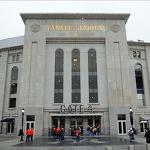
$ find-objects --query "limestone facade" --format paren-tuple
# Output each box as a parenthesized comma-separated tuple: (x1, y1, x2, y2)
(0, 13, 150, 136)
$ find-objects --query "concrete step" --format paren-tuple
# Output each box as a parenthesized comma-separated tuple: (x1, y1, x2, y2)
(134, 145, 146, 150)
(112, 145, 128, 150)
(105, 145, 147, 150)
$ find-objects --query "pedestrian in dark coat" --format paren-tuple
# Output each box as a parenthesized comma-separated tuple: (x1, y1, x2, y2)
(128, 128, 134, 142)
(145, 128, 150, 143)
(18, 129, 24, 141)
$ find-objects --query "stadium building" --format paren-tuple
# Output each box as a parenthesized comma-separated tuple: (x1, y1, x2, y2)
(0, 13, 150, 136)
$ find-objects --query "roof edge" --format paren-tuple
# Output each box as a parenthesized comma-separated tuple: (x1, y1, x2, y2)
(20, 13, 130, 24)
(127, 41, 150, 46)
(0, 36, 24, 50)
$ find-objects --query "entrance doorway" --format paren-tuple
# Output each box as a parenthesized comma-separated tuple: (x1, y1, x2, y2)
(25, 115, 35, 133)
(117, 114, 127, 135)
(118, 121, 127, 135)
(69, 116, 83, 135)
(140, 121, 148, 133)
(52, 116, 65, 128)
(88, 116, 101, 127)
(88, 116, 101, 135)
(26, 121, 35, 130)
(7, 122, 14, 133)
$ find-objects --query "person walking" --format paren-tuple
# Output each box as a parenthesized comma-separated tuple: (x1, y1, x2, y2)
(75, 127, 81, 143)
(51, 127, 56, 139)
(92, 126, 97, 136)
(30, 128, 34, 141)
(128, 128, 135, 142)
(61, 127, 64, 140)
(145, 128, 150, 143)
(25, 128, 30, 142)
(56, 127, 61, 141)
(18, 129, 24, 141)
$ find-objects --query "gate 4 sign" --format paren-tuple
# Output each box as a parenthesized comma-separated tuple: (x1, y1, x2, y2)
(60, 104, 92, 113)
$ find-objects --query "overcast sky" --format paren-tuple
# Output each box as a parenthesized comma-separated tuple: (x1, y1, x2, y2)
(0, 1, 150, 42)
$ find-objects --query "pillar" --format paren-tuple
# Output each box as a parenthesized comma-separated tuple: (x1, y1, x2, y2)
(128, 145, 134, 150)
(105, 146, 112, 150)
(83, 117, 88, 135)
(146, 144, 150, 150)
(65, 117, 70, 135)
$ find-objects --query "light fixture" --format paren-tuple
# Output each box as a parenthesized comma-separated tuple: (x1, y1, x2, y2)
(73, 58, 78, 62)
(129, 107, 133, 128)
(129, 107, 133, 112)
(22, 108, 24, 113)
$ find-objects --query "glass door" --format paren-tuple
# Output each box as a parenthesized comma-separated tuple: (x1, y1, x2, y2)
(140, 121, 148, 132)
(26, 121, 35, 130)
(7, 122, 14, 133)
(118, 121, 127, 135)
(88, 116, 101, 127)
(52, 116, 65, 128)
(69, 117, 83, 135)
(25, 115, 35, 136)
(77, 117, 83, 135)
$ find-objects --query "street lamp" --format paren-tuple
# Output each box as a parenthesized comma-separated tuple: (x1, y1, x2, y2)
(129, 107, 133, 129)
(20, 108, 24, 141)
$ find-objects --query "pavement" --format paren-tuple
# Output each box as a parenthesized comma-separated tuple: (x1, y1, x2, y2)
(0, 134, 148, 150)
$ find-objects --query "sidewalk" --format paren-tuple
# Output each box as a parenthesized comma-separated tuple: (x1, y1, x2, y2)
(0, 134, 147, 150)
(0, 134, 21, 150)
(118, 134, 146, 144)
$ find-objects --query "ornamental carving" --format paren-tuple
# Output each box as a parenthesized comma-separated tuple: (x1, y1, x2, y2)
(111, 24, 121, 33)
(30, 24, 41, 32)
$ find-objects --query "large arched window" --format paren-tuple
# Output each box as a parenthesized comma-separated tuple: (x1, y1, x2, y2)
(88, 49, 98, 103)
(10, 66, 18, 95)
(54, 49, 64, 103)
(11, 66, 18, 81)
(9, 66, 18, 108)
(72, 49, 81, 103)
(135, 63, 145, 105)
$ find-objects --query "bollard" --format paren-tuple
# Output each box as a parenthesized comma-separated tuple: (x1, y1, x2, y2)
(128, 145, 134, 150)
(146, 144, 150, 150)
(105, 146, 113, 150)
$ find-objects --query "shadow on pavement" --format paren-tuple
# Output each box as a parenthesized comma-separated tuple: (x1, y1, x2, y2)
(14, 136, 144, 147)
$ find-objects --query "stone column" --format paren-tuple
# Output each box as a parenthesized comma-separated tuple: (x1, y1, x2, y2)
(0, 51, 8, 133)
(128, 145, 134, 150)
(43, 112, 49, 135)
(93, 117, 95, 127)
(65, 117, 70, 135)
(105, 146, 112, 150)
(146, 144, 150, 150)
(83, 117, 88, 135)
(58, 118, 60, 127)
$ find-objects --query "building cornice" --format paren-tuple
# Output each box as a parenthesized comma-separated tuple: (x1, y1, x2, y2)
(127, 41, 150, 46)
(0, 45, 23, 52)
(20, 13, 130, 24)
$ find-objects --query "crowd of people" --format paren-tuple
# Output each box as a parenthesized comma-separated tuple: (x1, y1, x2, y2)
(18, 128, 34, 142)
(70, 126, 100, 137)
(49, 125, 101, 143)
(50, 126, 82, 142)
(18, 126, 150, 144)
(87, 126, 101, 136)
(51, 127, 65, 141)
(128, 127, 150, 143)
